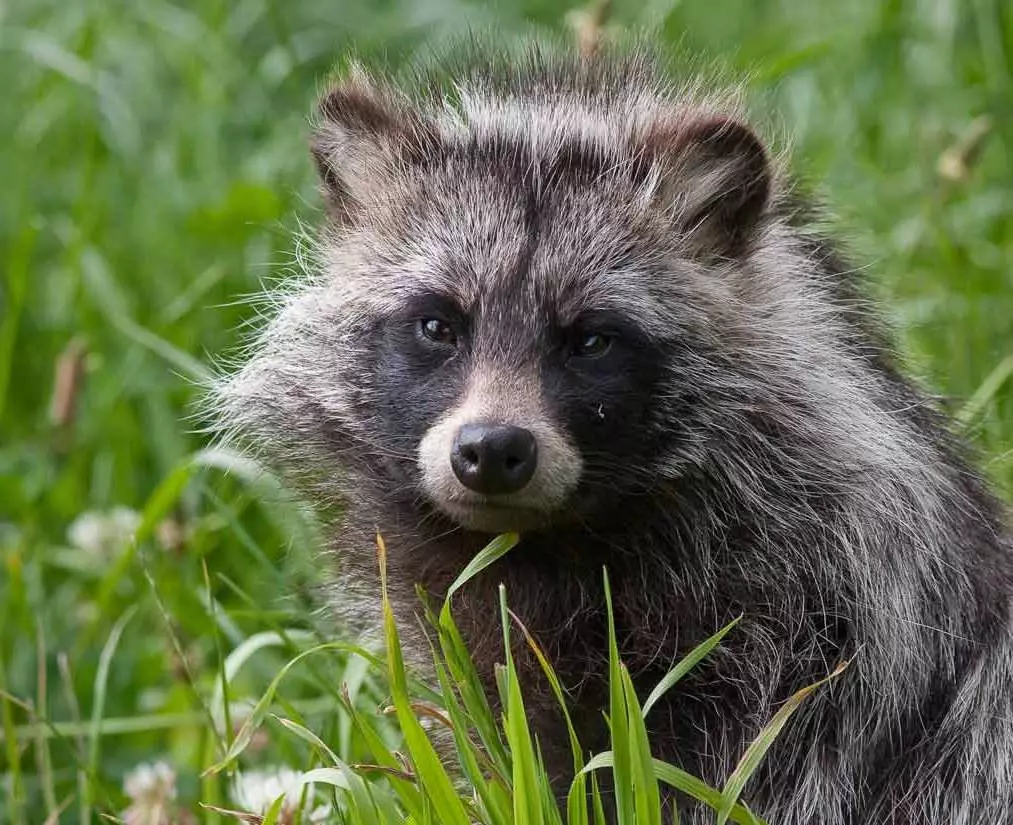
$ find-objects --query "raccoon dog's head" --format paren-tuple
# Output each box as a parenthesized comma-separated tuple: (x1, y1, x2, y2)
(218, 50, 779, 534)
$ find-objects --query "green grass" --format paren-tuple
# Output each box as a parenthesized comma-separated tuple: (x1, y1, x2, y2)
(1, 0, 1011, 821)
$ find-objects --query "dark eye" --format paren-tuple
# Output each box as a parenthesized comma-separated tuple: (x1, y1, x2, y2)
(419, 318, 458, 347)
(570, 331, 613, 359)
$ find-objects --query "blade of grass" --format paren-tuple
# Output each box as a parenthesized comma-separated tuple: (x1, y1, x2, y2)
(209, 628, 316, 729)
(590, 770, 608, 825)
(534, 739, 566, 825)
(619, 662, 662, 825)
(0, 222, 36, 420)
(271, 714, 340, 765)
(603, 569, 635, 824)
(429, 656, 511, 825)
(419, 590, 510, 787)
(261, 794, 289, 825)
(86, 605, 137, 824)
(212, 573, 362, 711)
(199, 802, 263, 823)
(204, 640, 363, 774)
(84, 447, 310, 652)
(3, 696, 346, 743)
(0, 653, 26, 825)
(0, 686, 117, 816)
(429, 536, 515, 776)
(204, 558, 234, 751)
(576, 753, 764, 825)
(957, 353, 1013, 428)
(716, 658, 851, 825)
(378, 533, 472, 825)
(200, 731, 224, 825)
(309, 764, 382, 825)
(441, 532, 518, 616)
(338, 686, 426, 822)
(35, 626, 58, 818)
(336, 653, 371, 757)
(41, 794, 75, 825)
(56, 653, 88, 825)
(642, 616, 741, 718)
(435, 607, 510, 773)
(499, 583, 543, 825)
(653, 760, 764, 825)
(139, 546, 228, 761)
(508, 607, 588, 825)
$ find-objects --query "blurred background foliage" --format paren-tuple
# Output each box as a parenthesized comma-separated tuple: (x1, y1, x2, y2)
(0, 0, 1010, 820)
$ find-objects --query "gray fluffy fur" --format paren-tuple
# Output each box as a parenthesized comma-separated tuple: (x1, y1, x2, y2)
(209, 43, 1013, 823)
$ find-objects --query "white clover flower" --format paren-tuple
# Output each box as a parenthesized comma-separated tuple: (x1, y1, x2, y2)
(121, 760, 177, 825)
(68, 506, 141, 557)
(231, 766, 331, 823)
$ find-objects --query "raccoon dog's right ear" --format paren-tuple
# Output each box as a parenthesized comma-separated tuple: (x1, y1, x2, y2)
(311, 67, 438, 221)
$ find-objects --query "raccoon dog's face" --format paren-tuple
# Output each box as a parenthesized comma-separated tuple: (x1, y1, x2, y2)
(259, 60, 771, 534)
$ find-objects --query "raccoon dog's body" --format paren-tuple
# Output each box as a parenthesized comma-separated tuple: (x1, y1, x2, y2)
(213, 45, 1013, 823)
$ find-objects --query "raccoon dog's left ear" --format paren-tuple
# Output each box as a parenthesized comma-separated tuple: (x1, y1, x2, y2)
(650, 115, 771, 260)
(311, 66, 439, 222)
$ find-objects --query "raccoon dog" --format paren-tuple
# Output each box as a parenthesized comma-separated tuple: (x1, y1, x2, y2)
(212, 44, 1013, 823)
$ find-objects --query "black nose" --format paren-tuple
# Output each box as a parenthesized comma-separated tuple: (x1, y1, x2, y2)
(450, 424, 538, 495)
